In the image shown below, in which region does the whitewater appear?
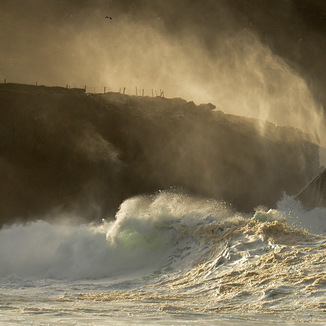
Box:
[1,191,325,325]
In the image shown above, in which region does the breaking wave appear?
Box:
[1,192,325,283]
[1,191,326,326]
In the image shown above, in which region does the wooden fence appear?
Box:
[1,79,165,97]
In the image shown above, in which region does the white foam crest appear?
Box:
[251,196,326,235]
[276,195,326,235]
[107,191,234,244]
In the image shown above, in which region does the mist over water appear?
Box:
[1,0,325,145]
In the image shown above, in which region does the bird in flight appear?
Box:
[105,16,113,20]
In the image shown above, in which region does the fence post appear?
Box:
[104,86,106,93]
[142,89,144,96]
[136,86,138,96]
[4,78,6,84]
[123,87,126,94]
[85,85,87,92]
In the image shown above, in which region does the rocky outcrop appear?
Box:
[296,168,326,209]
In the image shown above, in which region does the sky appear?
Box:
[1,0,326,141]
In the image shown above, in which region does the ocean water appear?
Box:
[1,191,326,325]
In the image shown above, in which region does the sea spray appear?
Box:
[0,192,244,280]
[1,192,325,283]
[276,195,326,235]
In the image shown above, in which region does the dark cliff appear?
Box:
[0,83,320,226]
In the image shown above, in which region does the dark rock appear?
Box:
[296,167,326,209]
[0,83,320,226]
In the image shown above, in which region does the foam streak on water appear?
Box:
[0,192,326,325]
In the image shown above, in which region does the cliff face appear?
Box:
[0,83,320,226]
